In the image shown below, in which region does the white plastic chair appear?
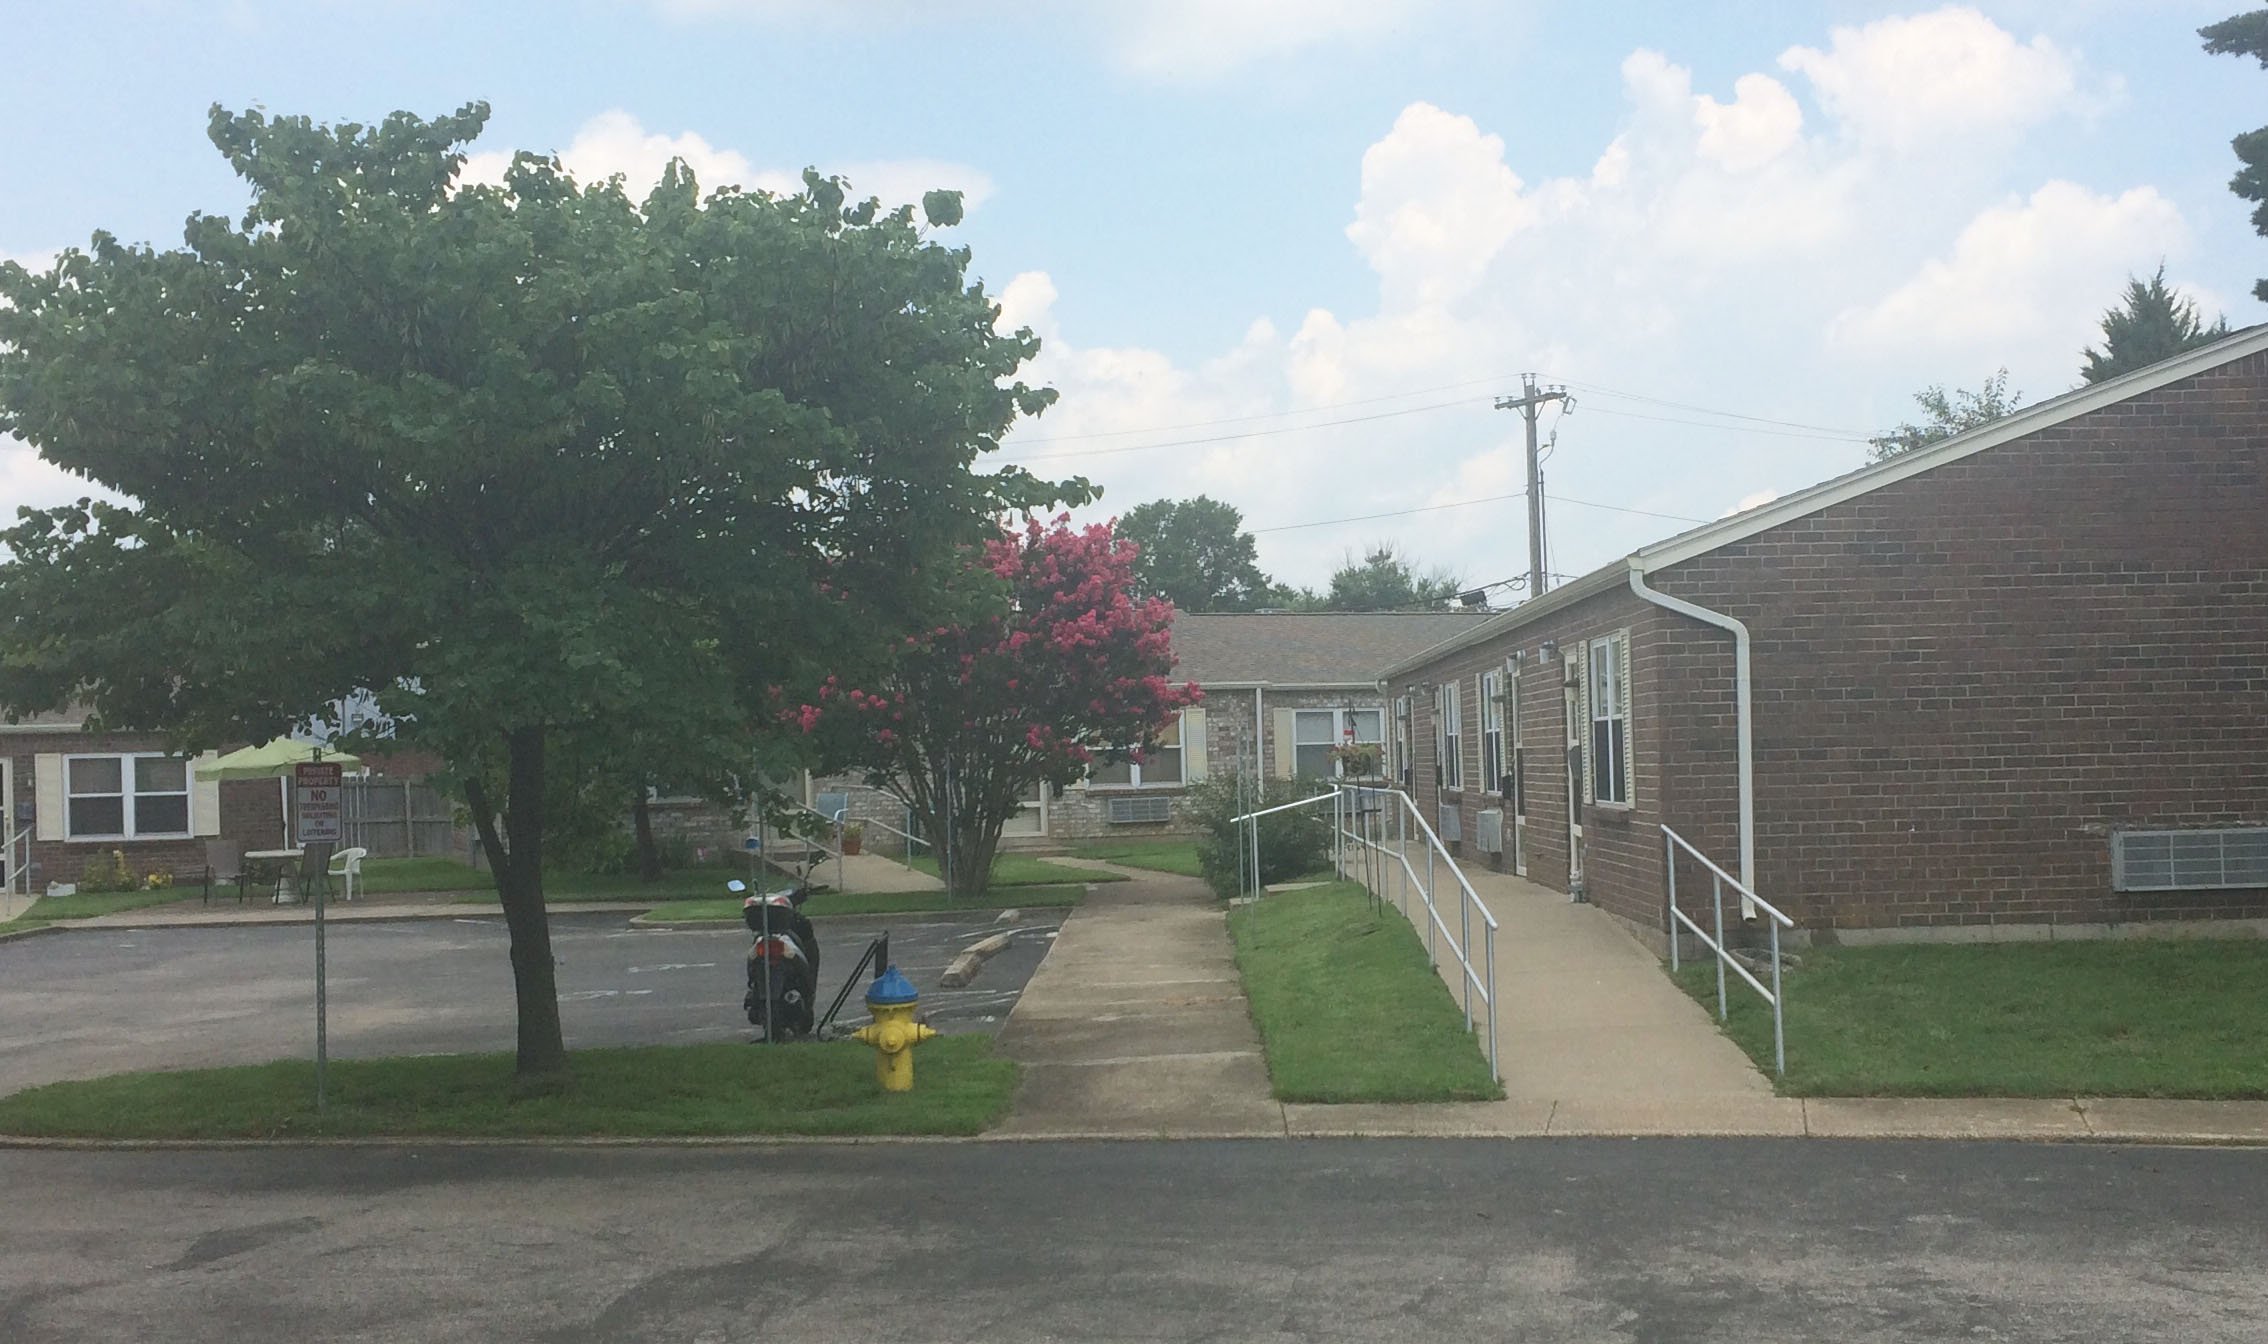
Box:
[327,846,368,902]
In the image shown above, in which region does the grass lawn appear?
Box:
[1676,939,2268,1098]
[2,887,199,929]
[1228,881,1501,1103]
[646,883,1085,923]
[906,853,1124,886]
[0,1038,1018,1139]
[1064,839,1202,877]
[359,856,768,904]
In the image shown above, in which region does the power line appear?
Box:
[1007,371,1532,445]
[1545,377,1872,437]
[1004,396,1486,463]
[1576,405,1871,442]
[1249,489,1706,536]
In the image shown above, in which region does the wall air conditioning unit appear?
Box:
[1476,809,1505,855]
[1105,795,1174,825]
[1437,804,1462,844]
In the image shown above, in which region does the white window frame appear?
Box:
[1480,669,1505,797]
[1088,712,1187,790]
[1440,679,1464,792]
[1507,660,1526,818]
[64,752,194,842]
[1292,707,1386,780]
[1393,695,1412,790]
[1586,631,1632,807]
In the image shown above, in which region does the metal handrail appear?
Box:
[1331,783,1500,1082]
[1,821,28,920]
[1663,824,1793,1076]
[771,802,847,893]
[1228,792,1340,825]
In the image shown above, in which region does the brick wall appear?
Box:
[1646,350,2268,933]
[1394,351,2268,937]
[3,730,284,892]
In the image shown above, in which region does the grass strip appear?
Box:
[646,883,1086,922]
[3,888,196,928]
[1228,881,1501,1103]
[906,853,1126,886]
[1064,840,1203,877]
[0,1038,1018,1139]
[1675,939,2268,1098]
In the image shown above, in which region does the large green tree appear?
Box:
[2203,10,2268,300]
[1321,543,1462,611]
[2081,265,2228,383]
[1117,495,1276,611]
[0,104,1071,1076]
[1866,371,2021,463]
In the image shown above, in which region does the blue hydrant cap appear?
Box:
[866,965,920,1006]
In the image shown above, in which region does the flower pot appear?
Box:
[841,832,864,857]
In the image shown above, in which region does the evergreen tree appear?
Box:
[2081,265,2227,383]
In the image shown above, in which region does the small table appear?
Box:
[244,849,305,904]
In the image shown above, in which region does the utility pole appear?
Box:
[1495,375,1570,598]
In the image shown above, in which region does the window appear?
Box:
[1089,714,1184,788]
[1393,696,1412,790]
[1294,707,1386,779]
[1437,679,1464,791]
[2114,828,2268,892]
[1587,632,1631,806]
[1508,661,1526,817]
[1480,670,1505,797]
[67,753,192,840]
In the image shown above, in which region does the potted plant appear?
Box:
[839,821,866,856]
[1328,742,1384,779]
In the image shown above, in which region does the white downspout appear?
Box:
[1626,562,1755,917]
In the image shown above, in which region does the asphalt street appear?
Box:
[0,910,1062,1091]
[1,1138,2263,1342]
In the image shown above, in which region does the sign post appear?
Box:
[296,760,343,1111]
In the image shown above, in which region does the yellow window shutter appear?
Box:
[34,753,64,840]
[192,751,222,837]
[1271,708,1297,779]
[1182,708,1208,783]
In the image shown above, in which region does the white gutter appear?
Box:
[1252,684,1267,777]
[1626,563,1756,918]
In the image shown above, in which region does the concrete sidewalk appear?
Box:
[991,869,1285,1138]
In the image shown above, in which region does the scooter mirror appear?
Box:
[726,880,747,894]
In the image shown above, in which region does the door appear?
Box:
[1563,650,1584,894]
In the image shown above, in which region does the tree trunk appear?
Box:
[631,791,663,882]
[466,727,569,1078]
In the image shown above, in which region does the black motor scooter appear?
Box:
[735,878,821,1040]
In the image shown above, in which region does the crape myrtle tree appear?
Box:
[788,516,1200,899]
[0,103,1078,1077]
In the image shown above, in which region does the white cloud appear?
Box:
[0,433,114,519]
[459,110,993,213]
[1345,103,1533,311]
[1777,6,2092,152]
[1108,0,1423,82]
[1831,180,2188,363]
[992,9,2202,591]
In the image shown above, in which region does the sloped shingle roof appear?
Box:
[1170,611,1494,687]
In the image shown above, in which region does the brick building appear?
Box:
[810,610,1488,850]
[1382,328,2268,944]
[1,711,284,897]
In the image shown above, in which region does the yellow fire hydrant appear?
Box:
[852,966,937,1092]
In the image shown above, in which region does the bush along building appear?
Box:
[1382,327,2268,946]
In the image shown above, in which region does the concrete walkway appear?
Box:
[991,869,1285,1138]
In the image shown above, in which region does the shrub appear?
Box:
[78,850,138,894]
[1184,772,1331,897]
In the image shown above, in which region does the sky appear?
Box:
[4,1,2264,597]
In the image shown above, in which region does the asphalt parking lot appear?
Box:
[0,909,1064,1092]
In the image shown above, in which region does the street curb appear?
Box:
[48,903,659,932]
[0,923,68,944]
[5,1129,2264,1151]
